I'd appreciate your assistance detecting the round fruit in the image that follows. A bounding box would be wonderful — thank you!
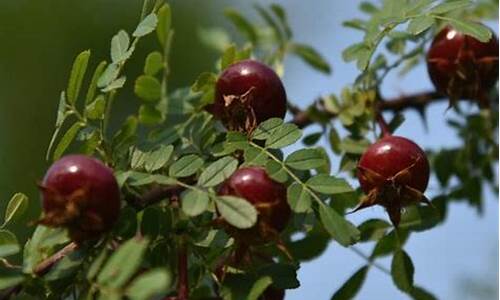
[218,167,290,244]
[211,59,287,132]
[355,135,430,225]
[39,155,121,243]
[426,25,499,105]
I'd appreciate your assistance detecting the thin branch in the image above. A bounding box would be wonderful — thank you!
[290,90,445,128]
[126,184,184,210]
[350,246,391,275]
[34,242,78,276]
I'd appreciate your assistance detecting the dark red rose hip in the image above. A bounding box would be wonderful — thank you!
[218,167,290,244]
[354,135,431,226]
[210,59,287,132]
[39,155,121,243]
[426,25,499,106]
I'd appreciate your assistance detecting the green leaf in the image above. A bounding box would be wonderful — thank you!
[144,145,173,172]
[329,128,341,154]
[98,63,120,88]
[252,118,284,140]
[198,27,231,52]
[85,61,107,104]
[265,160,288,183]
[141,207,169,239]
[265,123,302,149]
[358,219,391,242]
[287,183,312,213]
[157,4,172,46]
[291,43,331,74]
[398,204,442,232]
[45,249,85,281]
[101,76,126,92]
[318,204,360,247]
[247,276,273,300]
[182,189,209,217]
[97,238,149,289]
[85,95,106,120]
[138,105,162,126]
[53,122,82,161]
[131,148,147,170]
[224,8,258,44]
[448,19,492,42]
[0,230,20,258]
[191,72,217,93]
[254,4,285,44]
[371,229,410,258]
[410,286,438,300]
[221,44,237,70]
[340,137,370,154]
[0,270,24,290]
[391,249,414,292]
[303,132,322,146]
[111,30,131,63]
[169,155,204,178]
[133,13,158,37]
[307,175,353,194]
[359,1,379,14]
[135,75,162,102]
[2,193,28,227]
[144,51,164,76]
[0,268,24,290]
[407,16,434,35]
[87,247,108,280]
[285,148,326,170]
[405,0,435,15]
[215,196,257,229]
[342,43,369,62]
[431,0,470,14]
[23,226,69,273]
[243,147,267,167]
[198,157,238,187]
[257,263,300,289]
[331,266,369,300]
[270,4,292,38]
[126,268,171,300]
[67,50,90,105]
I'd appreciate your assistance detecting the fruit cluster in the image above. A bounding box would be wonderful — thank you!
[37,21,497,297]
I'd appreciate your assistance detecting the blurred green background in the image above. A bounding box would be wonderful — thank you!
[0,0,226,242]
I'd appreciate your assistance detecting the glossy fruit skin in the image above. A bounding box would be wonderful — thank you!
[358,135,429,193]
[218,167,291,244]
[355,135,430,226]
[211,60,287,131]
[426,25,499,103]
[41,155,120,243]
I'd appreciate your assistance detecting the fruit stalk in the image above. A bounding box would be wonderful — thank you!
[376,113,391,137]
[177,238,189,300]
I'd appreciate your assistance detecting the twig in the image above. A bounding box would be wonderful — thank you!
[126,184,184,210]
[34,242,78,276]
[350,246,391,275]
[290,90,445,128]
[0,242,78,300]
[177,238,189,300]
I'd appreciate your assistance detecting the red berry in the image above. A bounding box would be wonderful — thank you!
[40,155,120,243]
[426,25,499,105]
[218,167,290,244]
[355,136,431,225]
[211,60,287,132]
